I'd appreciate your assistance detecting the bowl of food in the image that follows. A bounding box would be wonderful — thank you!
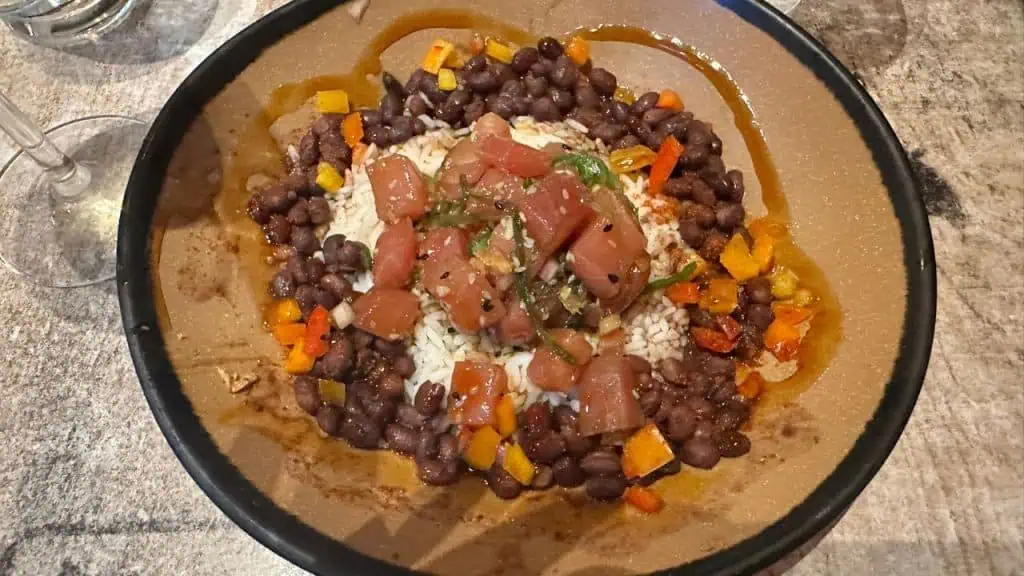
[117,0,935,574]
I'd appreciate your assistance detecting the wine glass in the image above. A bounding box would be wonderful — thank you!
[0,0,148,287]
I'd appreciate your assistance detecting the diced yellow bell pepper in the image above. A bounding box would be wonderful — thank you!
[422,39,455,74]
[495,395,516,438]
[315,162,345,194]
[269,298,302,325]
[622,423,674,479]
[438,68,457,91]
[318,379,346,405]
[484,38,514,64]
[463,426,501,471]
[502,443,535,485]
[699,277,739,315]
[751,234,775,273]
[564,35,590,66]
[769,266,799,299]
[285,338,316,374]
[315,90,350,114]
[793,288,815,308]
[614,86,636,105]
[719,234,760,281]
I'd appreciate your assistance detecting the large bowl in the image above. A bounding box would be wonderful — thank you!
[117,0,936,574]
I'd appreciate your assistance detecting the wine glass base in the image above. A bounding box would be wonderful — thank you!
[0,115,148,288]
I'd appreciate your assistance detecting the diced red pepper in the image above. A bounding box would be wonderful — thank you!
[624,485,665,513]
[691,326,737,354]
[715,315,743,341]
[303,305,331,357]
[665,281,700,305]
[648,135,685,196]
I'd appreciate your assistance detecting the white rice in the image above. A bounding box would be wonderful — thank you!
[324,117,694,408]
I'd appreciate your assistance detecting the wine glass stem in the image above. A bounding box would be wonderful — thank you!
[0,90,90,198]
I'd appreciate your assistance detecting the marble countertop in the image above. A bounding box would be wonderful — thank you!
[0,0,1020,574]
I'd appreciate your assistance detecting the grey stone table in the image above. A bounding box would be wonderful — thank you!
[0,0,1020,574]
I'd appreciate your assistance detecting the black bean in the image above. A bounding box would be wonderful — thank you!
[549,56,578,89]
[552,456,585,487]
[413,118,427,135]
[318,274,350,302]
[714,406,746,433]
[290,226,319,256]
[418,459,460,486]
[716,430,751,458]
[320,339,354,380]
[489,465,522,499]
[513,96,532,117]
[710,132,723,155]
[447,88,473,109]
[485,93,515,119]
[678,219,705,248]
[392,403,425,430]
[681,145,710,169]
[316,405,343,436]
[640,389,662,417]
[437,434,458,461]
[528,433,567,465]
[684,396,716,419]
[549,88,575,112]
[339,240,368,271]
[304,258,325,284]
[262,185,297,214]
[644,130,666,151]
[292,284,316,315]
[493,62,517,85]
[574,85,601,110]
[264,214,291,245]
[435,101,462,124]
[658,358,687,385]
[464,54,487,73]
[537,36,564,60]
[298,132,319,167]
[405,69,427,94]
[391,355,415,379]
[376,371,404,400]
[664,405,698,442]
[500,79,526,98]
[552,405,577,430]
[562,427,594,457]
[571,108,605,130]
[467,70,501,92]
[246,194,271,224]
[415,431,439,462]
[745,303,773,331]
[661,113,692,139]
[359,109,382,127]
[530,58,553,78]
[590,122,626,144]
[586,474,627,501]
[743,276,772,305]
[631,92,659,116]
[420,74,446,105]
[380,71,406,98]
[364,125,392,147]
[414,382,445,416]
[389,116,416,143]
[605,100,630,124]
[524,74,549,98]
[386,423,420,455]
[523,402,552,434]
[516,97,556,123]
[588,67,617,95]
[406,94,429,117]
[509,46,540,73]
[293,376,321,415]
[611,134,641,151]
[691,420,715,442]
[715,203,745,230]
[642,108,673,126]
[270,270,296,298]
[681,438,721,469]
[464,100,486,124]
[580,450,622,476]
[635,372,656,394]
[663,178,689,199]
[303,196,330,226]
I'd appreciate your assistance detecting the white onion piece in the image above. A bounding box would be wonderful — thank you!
[330,301,355,330]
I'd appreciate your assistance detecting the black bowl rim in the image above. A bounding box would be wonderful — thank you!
[116,1,936,574]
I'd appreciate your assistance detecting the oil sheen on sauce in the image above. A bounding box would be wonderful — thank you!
[216,11,841,490]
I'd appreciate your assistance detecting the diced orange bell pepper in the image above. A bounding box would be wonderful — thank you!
[624,486,664,514]
[714,315,743,341]
[303,305,331,357]
[691,326,738,354]
[273,322,306,346]
[342,113,364,148]
[699,277,739,314]
[564,35,590,66]
[622,423,675,479]
[352,142,369,165]
[666,281,700,305]
[720,234,761,281]
[269,298,302,326]
[747,216,786,241]
[763,319,801,361]
[463,426,502,471]
[285,338,316,374]
[772,302,813,325]
[422,39,455,74]
[656,89,683,111]
[751,234,775,274]
[495,395,517,438]
[502,442,535,485]
[648,136,685,196]
[737,372,765,400]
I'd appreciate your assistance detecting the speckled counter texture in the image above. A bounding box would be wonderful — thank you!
[0,0,1020,574]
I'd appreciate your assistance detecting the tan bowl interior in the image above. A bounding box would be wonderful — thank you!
[149,0,907,573]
